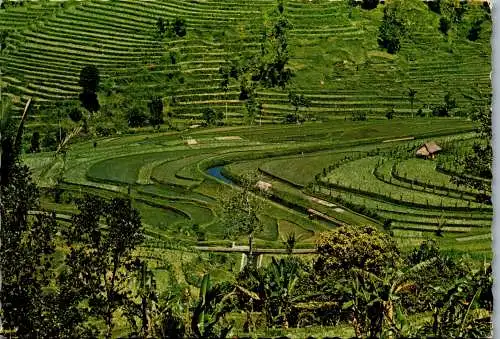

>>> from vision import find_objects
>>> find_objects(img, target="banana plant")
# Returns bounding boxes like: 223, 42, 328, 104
420, 263, 492, 338
261, 257, 303, 329
339, 258, 438, 338
191, 274, 233, 339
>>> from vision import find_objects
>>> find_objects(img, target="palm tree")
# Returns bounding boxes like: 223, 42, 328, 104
408, 88, 417, 118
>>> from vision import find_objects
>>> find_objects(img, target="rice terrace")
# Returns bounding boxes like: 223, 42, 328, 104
0, 0, 493, 337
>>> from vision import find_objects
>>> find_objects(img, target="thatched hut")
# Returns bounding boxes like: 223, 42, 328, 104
416, 141, 442, 159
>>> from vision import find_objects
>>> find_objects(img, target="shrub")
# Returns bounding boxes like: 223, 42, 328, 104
351, 112, 367, 121
467, 19, 483, 41
41, 132, 57, 151
378, 5, 405, 54
439, 17, 451, 35
173, 17, 186, 37
385, 108, 395, 120
127, 107, 148, 127
68, 107, 83, 122
95, 126, 115, 137
79, 65, 100, 93
29, 131, 40, 153
202, 107, 223, 126
361, 0, 379, 10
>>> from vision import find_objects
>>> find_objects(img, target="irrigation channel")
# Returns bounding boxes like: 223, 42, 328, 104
206, 166, 234, 185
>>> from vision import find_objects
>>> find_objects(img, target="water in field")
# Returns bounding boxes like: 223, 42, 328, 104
207, 166, 233, 184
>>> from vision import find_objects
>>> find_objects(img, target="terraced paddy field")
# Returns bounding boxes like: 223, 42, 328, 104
2, 1, 493, 336
23, 118, 492, 267
0, 0, 491, 128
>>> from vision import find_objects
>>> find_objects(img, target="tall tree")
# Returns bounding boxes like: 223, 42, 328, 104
79, 65, 100, 93
148, 96, 164, 129
173, 17, 187, 37
156, 16, 166, 37
0, 31, 7, 51
315, 225, 400, 276
288, 92, 311, 124
79, 65, 100, 113
378, 1, 407, 54
0, 99, 60, 336
220, 172, 263, 262
452, 104, 491, 197
64, 194, 144, 338
232, 0, 293, 126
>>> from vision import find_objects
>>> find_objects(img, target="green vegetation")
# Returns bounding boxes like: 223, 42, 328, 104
0, 0, 492, 337
0, 0, 490, 127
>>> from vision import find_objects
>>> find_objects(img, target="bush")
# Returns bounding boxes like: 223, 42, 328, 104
79, 91, 100, 113
361, 0, 379, 10
439, 17, 451, 35
95, 126, 115, 137
378, 4, 405, 54
202, 108, 223, 126
127, 107, 148, 127
173, 17, 186, 37
432, 105, 449, 117
385, 108, 395, 120
41, 132, 57, 151
68, 107, 83, 122
351, 112, 367, 121
467, 19, 483, 41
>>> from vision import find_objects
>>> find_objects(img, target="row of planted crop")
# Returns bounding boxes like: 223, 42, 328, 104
373, 159, 481, 204
320, 156, 488, 210
311, 187, 490, 234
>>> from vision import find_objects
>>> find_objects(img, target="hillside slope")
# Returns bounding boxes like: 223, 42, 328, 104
0, 0, 491, 126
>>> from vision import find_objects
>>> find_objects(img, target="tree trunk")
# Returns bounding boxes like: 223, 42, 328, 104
352, 312, 362, 338
141, 296, 148, 337
105, 256, 120, 339
248, 233, 254, 258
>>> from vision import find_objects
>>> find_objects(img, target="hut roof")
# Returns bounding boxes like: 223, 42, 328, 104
423, 141, 442, 154
416, 141, 442, 156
